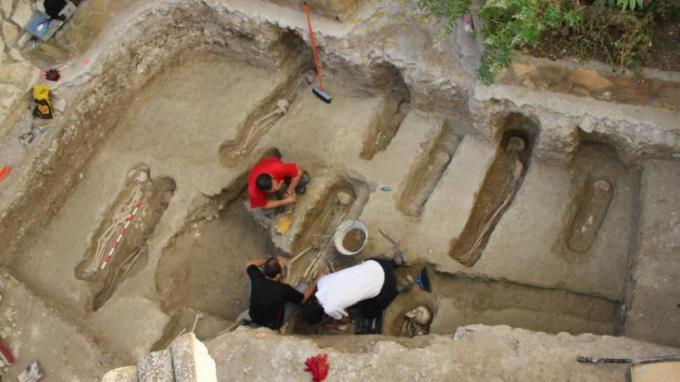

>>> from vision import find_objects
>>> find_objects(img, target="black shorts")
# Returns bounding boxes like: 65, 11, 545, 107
351, 258, 399, 318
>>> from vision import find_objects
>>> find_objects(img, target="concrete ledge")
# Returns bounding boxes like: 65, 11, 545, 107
206, 325, 679, 382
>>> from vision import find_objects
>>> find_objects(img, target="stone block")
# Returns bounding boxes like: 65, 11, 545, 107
0, 0, 12, 18
511, 61, 535, 77
170, 333, 217, 382
137, 350, 174, 382
0, 61, 39, 88
0, 83, 23, 116
9, 47, 22, 61
624, 160, 680, 347
10, 0, 31, 27
569, 68, 613, 91
2, 19, 19, 47
102, 366, 139, 382
270, 0, 364, 20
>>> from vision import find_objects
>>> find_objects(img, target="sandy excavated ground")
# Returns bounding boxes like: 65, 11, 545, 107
0, 0, 679, 380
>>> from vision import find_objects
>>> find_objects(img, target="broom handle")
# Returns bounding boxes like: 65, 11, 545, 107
304, 3, 325, 91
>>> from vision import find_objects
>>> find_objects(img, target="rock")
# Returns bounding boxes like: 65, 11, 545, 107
304, 70, 316, 84
10, 0, 32, 28
651, 97, 676, 111
569, 68, 613, 91
204, 326, 680, 381
0, 61, 39, 88
521, 77, 536, 90
170, 333, 217, 382
54, 98, 66, 112
2, 20, 20, 47
536, 65, 566, 85
137, 350, 174, 382
102, 366, 139, 382
9, 48, 23, 62
511, 61, 535, 77
571, 86, 591, 97
0, 0, 12, 18
0, 83, 22, 110
34, 1, 46, 13
495, 67, 509, 81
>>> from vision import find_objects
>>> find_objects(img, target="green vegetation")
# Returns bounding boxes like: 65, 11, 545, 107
561, 7, 653, 75
418, 0, 471, 31
594, 0, 644, 12
476, 0, 580, 84
418, 0, 675, 84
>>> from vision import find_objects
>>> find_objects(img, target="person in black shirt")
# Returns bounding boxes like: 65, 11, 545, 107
44, 0, 68, 20
242, 256, 316, 329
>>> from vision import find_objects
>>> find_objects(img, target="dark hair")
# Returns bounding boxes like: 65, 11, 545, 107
255, 173, 273, 191
263, 258, 281, 278
302, 302, 324, 325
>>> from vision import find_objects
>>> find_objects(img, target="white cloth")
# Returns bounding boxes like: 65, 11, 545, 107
315, 260, 385, 320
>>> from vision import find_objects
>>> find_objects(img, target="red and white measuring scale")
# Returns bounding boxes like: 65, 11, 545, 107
101, 200, 142, 270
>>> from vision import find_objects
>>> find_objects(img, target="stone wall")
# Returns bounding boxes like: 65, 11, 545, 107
204, 325, 679, 382
270, 0, 366, 21
0, 0, 40, 136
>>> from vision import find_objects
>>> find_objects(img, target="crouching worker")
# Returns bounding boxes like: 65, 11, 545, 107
248, 151, 310, 215
302, 257, 399, 327
238, 256, 316, 330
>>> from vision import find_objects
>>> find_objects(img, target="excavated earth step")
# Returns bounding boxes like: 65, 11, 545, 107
0, 269, 118, 380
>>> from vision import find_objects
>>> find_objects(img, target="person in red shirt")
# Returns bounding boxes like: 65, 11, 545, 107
248, 154, 309, 211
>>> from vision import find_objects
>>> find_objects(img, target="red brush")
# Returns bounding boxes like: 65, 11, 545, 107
0, 338, 16, 365
304, 353, 329, 382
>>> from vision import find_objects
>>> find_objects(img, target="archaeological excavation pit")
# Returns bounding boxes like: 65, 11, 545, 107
76, 164, 176, 311
0, 1, 678, 380
450, 114, 537, 266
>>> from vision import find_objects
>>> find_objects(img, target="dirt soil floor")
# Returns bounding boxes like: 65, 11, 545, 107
7, 51, 289, 361
2, 1, 680, 379
157, 191, 277, 320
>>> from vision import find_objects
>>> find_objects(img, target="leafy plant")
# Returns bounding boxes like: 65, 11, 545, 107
593, 0, 616, 7
417, 0, 471, 31
572, 8, 653, 73
477, 0, 581, 83
617, 0, 643, 11
594, 0, 644, 11
417, 0, 659, 83
649, 0, 680, 20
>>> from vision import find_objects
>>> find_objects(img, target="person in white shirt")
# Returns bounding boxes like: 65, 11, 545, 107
302, 257, 399, 325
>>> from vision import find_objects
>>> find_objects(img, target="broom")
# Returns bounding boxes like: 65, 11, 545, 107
303, 1, 332, 104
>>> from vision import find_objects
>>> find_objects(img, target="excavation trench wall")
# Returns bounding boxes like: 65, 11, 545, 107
2, 0, 678, 263
0, 1, 677, 363
0, 2, 297, 263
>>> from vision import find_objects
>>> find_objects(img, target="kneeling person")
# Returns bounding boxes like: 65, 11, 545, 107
245, 256, 316, 330
303, 258, 398, 325
248, 154, 309, 212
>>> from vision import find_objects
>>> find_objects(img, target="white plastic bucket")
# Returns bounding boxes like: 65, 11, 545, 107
334, 220, 368, 256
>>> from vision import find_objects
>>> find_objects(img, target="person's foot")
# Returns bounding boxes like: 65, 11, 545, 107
391, 249, 406, 266
296, 171, 311, 195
